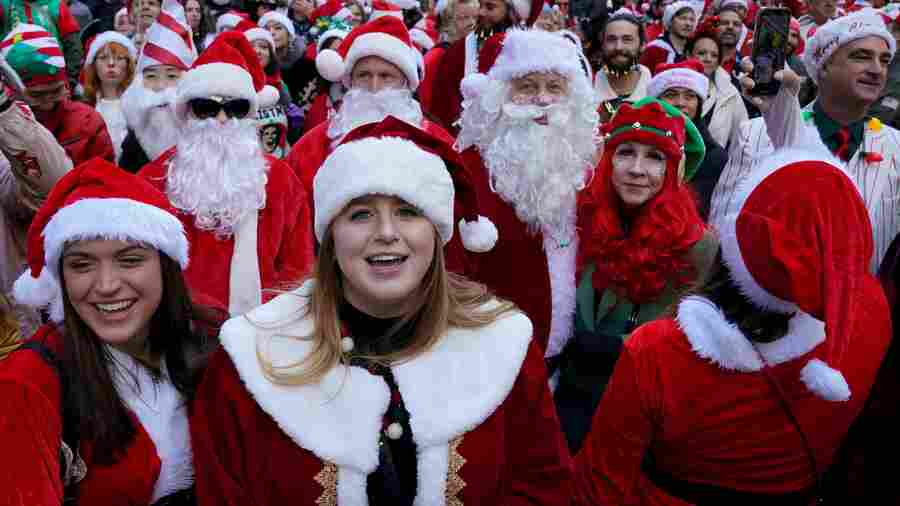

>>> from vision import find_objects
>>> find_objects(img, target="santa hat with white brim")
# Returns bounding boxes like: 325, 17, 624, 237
216, 10, 250, 33
647, 59, 709, 100
712, 0, 747, 12
663, 0, 697, 29
315, 116, 498, 252
85, 31, 138, 65
244, 26, 276, 55
716, 147, 871, 402
13, 159, 189, 323
137, 0, 197, 72
176, 30, 267, 119
803, 8, 896, 85
316, 16, 422, 90
258, 11, 296, 40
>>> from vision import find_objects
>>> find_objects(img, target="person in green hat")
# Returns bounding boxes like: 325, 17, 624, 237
0, 24, 113, 166
553, 97, 718, 454
0, 0, 84, 88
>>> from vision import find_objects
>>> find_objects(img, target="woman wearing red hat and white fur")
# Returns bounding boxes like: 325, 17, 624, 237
576, 149, 890, 504
0, 159, 221, 505
191, 117, 572, 505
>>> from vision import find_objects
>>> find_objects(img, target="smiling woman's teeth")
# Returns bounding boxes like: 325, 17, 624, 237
367, 255, 406, 265
95, 300, 135, 313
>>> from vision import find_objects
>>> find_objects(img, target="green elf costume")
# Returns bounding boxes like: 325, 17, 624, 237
554, 98, 719, 453
0, 0, 82, 88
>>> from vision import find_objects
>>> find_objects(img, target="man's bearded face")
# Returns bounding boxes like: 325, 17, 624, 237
717, 10, 743, 47
327, 87, 423, 144
120, 72, 181, 160
166, 115, 268, 238
602, 20, 642, 73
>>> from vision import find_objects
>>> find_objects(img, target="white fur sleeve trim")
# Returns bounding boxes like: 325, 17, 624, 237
801, 358, 851, 402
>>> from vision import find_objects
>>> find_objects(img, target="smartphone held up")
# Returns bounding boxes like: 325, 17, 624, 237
751, 7, 791, 96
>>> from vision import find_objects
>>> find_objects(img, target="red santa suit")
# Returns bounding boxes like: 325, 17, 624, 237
191, 282, 574, 505
0, 327, 191, 505
576, 153, 890, 504
140, 151, 314, 313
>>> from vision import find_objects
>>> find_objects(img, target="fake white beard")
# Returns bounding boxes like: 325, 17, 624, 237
120, 77, 181, 160
480, 102, 598, 238
166, 118, 268, 238
326, 87, 424, 145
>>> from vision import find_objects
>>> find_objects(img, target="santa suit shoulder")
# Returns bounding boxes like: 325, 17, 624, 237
192, 281, 574, 504
0, 326, 163, 506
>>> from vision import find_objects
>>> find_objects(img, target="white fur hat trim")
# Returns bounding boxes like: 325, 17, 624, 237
647, 67, 709, 100
258, 11, 296, 39
663, 0, 696, 29
314, 136, 455, 243
488, 28, 586, 88
85, 31, 138, 65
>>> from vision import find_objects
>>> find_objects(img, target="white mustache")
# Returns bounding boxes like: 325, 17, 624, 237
501, 103, 570, 125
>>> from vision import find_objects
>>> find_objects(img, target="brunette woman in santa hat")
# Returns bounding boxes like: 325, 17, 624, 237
575, 149, 891, 504
191, 117, 572, 505
553, 98, 717, 454
0, 158, 221, 505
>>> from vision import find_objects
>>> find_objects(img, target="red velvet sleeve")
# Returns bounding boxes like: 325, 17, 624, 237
502, 340, 575, 505
575, 327, 660, 505
191, 349, 260, 506
272, 166, 315, 288
639, 47, 667, 76
0, 377, 64, 505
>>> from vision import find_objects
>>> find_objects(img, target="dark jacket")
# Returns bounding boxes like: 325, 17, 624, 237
690, 121, 728, 219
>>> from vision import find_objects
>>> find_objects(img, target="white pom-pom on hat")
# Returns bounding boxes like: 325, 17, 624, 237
458, 216, 499, 252
316, 48, 346, 82
801, 359, 851, 402
257, 84, 280, 109
460, 73, 490, 100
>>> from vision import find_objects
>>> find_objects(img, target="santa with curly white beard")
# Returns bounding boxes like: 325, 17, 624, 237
119, 0, 197, 172
139, 31, 315, 316
456, 28, 600, 358
286, 16, 455, 213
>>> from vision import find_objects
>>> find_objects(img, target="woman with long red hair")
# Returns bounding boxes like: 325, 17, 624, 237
553, 98, 718, 454
81, 32, 137, 161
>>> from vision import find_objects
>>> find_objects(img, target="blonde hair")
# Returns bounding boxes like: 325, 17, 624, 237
256, 226, 516, 385
83, 42, 136, 105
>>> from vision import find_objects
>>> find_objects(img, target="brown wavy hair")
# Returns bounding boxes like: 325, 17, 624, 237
257, 226, 517, 386
83, 42, 136, 106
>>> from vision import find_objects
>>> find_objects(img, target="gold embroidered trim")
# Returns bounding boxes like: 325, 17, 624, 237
446, 435, 467, 506
314, 462, 338, 506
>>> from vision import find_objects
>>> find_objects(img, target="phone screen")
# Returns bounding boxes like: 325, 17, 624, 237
751, 8, 791, 96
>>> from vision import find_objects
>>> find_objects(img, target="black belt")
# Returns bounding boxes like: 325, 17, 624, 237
151, 488, 196, 506
642, 456, 818, 506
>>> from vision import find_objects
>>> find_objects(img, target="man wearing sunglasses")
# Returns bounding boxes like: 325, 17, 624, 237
0, 24, 114, 167
139, 31, 314, 316
287, 17, 456, 222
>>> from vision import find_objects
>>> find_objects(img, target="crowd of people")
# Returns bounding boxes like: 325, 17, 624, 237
0, 0, 898, 501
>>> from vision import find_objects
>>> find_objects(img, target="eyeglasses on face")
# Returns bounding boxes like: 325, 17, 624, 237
188, 97, 252, 119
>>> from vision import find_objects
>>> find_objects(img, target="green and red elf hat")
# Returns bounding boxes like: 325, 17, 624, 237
0, 24, 66, 87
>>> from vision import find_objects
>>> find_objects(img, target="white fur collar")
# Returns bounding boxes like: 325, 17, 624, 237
107, 347, 193, 502
464, 32, 478, 76
542, 206, 579, 359
676, 295, 825, 372
219, 281, 533, 504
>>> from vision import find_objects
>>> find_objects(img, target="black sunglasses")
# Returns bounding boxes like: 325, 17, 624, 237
188, 98, 252, 120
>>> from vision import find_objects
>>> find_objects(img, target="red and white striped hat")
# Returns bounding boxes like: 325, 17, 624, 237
137, 0, 197, 73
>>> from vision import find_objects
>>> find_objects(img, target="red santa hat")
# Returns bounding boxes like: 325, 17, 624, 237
137, 0, 197, 72
461, 28, 590, 100
258, 11, 297, 40
370, 0, 406, 20
216, 10, 251, 33
314, 116, 498, 252
663, 0, 697, 29
13, 158, 189, 323
176, 31, 267, 119
715, 148, 871, 401
316, 16, 422, 90
711, 0, 746, 12
85, 31, 138, 65
311, 0, 345, 21
803, 8, 896, 84
244, 26, 276, 55
647, 59, 709, 100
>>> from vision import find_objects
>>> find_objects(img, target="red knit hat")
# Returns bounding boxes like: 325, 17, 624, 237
315, 116, 498, 252
13, 158, 189, 322
315, 16, 422, 90
370, 0, 405, 20
175, 30, 266, 119
718, 150, 873, 401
